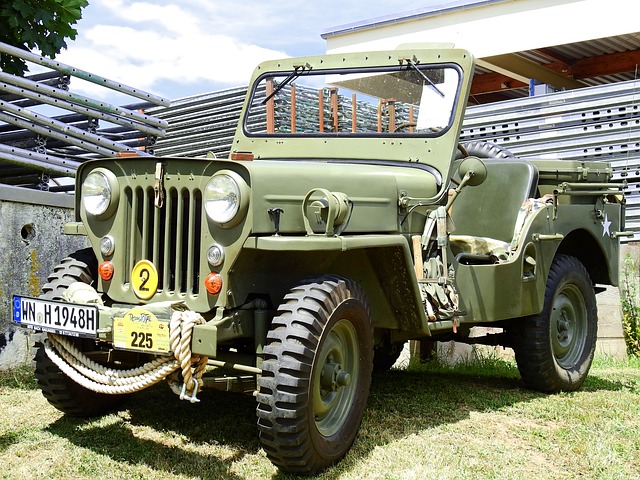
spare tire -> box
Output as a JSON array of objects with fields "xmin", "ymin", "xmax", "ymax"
[{"xmin": 456, "ymin": 140, "xmax": 516, "ymax": 159}]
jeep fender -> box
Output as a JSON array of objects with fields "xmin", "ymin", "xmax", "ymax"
[{"xmin": 238, "ymin": 234, "xmax": 429, "ymax": 335}]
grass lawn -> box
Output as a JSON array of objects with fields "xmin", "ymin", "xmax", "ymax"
[{"xmin": 1, "ymin": 355, "xmax": 638, "ymax": 479}]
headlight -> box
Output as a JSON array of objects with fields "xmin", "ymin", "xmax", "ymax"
[
  {"xmin": 204, "ymin": 171, "xmax": 248, "ymax": 227},
  {"xmin": 82, "ymin": 169, "xmax": 118, "ymax": 218}
]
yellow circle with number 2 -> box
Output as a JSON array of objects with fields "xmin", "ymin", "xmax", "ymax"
[{"xmin": 131, "ymin": 260, "xmax": 158, "ymax": 300}]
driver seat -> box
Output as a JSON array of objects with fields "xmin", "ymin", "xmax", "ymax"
[{"xmin": 449, "ymin": 159, "xmax": 539, "ymax": 262}]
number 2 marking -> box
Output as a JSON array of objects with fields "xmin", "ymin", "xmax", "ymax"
[
  {"xmin": 139, "ymin": 268, "xmax": 150, "ymax": 292},
  {"xmin": 131, "ymin": 260, "xmax": 158, "ymax": 300}
]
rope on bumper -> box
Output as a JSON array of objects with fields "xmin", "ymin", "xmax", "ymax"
[
  {"xmin": 44, "ymin": 309, "xmax": 207, "ymax": 401},
  {"xmin": 167, "ymin": 310, "xmax": 208, "ymax": 402}
]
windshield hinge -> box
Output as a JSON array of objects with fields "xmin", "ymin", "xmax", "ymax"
[
  {"xmin": 154, "ymin": 162, "xmax": 165, "ymax": 208},
  {"xmin": 400, "ymin": 56, "xmax": 445, "ymax": 98},
  {"xmin": 262, "ymin": 63, "xmax": 312, "ymax": 105}
]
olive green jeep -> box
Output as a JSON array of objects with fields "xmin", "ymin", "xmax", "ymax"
[{"xmin": 13, "ymin": 45, "xmax": 626, "ymax": 474}]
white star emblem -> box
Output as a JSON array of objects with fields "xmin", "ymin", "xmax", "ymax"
[{"xmin": 602, "ymin": 213, "xmax": 612, "ymax": 237}]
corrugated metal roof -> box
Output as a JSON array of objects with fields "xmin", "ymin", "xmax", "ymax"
[{"xmin": 472, "ymin": 32, "xmax": 640, "ymax": 101}]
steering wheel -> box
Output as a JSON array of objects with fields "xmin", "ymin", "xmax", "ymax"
[{"xmin": 392, "ymin": 121, "xmax": 417, "ymax": 132}]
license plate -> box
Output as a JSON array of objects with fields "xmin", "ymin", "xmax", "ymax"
[
  {"xmin": 113, "ymin": 308, "xmax": 171, "ymax": 355},
  {"xmin": 13, "ymin": 295, "xmax": 98, "ymax": 338}
]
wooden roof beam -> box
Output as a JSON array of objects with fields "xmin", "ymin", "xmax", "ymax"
[
  {"xmin": 477, "ymin": 53, "xmax": 587, "ymax": 90},
  {"xmin": 471, "ymin": 72, "xmax": 527, "ymax": 95},
  {"xmin": 548, "ymin": 49, "xmax": 640, "ymax": 78},
  {"xmin": 472, "ymin": 49, "xmax": 640, "ymax": 96}
]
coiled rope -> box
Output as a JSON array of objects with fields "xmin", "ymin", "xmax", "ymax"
[{"xmin": 44, "ymin": 309, "xmax": 207, "ymax": 403}]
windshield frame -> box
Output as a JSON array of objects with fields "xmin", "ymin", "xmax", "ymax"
[{"xmin": 242, "ymin": 62, "xmax": 464, "ymax": 139}]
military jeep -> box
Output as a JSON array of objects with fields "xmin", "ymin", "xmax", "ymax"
[{"xmin": 13, "ymin": 45, "xmax": 625, "ymax": 474}]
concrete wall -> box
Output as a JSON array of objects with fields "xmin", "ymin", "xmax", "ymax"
[
  {"xmin": 596, "ymin": 285, "xmax": 627, "ymax": 359},
  {"xmin": 0, "ymin": 186, "xmax": 88, "ymax": 369}
]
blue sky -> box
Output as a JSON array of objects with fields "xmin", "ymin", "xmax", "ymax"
[{"xmin": 53, "ymin": 0, "xmax": 411, "ymax": 105}]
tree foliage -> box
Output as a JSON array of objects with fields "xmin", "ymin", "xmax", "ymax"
[{"xmin": 0, "ymin": 0, "xmax": 89, "ymax": 76}]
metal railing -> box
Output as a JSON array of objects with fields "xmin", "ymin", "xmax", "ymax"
[
  {"xmin": 0, "ymin": 41, "xmax": 170, "ymax": 190},
  {"xmin": 461, "ymin": 79, "xmax": 640, "ymax": 239}
]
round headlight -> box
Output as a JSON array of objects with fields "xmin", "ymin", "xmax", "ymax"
[
  {"xmin": 204, "ymin": 171, "xmax": 248, "ymax": 227},
  {"xmin": 82, "ymin": 169, "xmax": 118, "ymax": 217}
]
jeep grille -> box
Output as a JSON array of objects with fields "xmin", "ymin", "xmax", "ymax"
[{"xmin": 124, "ymin": 185, "xmax": 203, "ymax": 296}]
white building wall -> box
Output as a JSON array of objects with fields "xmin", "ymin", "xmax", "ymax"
[{"xmin": 324, "ymin": 0, "xmax": 640, "ymax": 58}]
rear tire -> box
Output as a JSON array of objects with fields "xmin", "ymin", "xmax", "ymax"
[
  {"xmin": 256, "ymin": 276, "xmax": 373, "ymax": 474},
  {"xmin": 33, "ymin": 248, "xmax": 126, "ymax": 417},
  {"xmin": 512, "ymin": 254, "xmax": 597, "ymax": 393},
  {"xmin": 373, "ymin": 339, "xmax": 406, "ymax": 372}
]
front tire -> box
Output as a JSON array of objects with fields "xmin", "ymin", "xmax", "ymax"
[
  {"xmin": 513, "ymin": 254, "xmax": 597, "ymax": 393},
  {"xmin": 256, "ymin": 276, "xmax": 374, "ymax": 474},
  {"xmin": 33, "ymin": 248, "xmax": 126, "ymax": 417}
]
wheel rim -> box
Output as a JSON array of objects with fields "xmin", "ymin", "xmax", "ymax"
[
  {"xmin": 313, "ymin": 318, "xmax": 359, "ymax": 437},
  {"xmin": 550, "ymin": 283, "xmax": 587, "ymax": 368}
]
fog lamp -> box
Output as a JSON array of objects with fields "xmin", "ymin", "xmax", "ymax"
[
  {"xmin": 207, "ymin": 244, "xmax": 224, "ymax": 266},
  {"xmin": 100, "ymin": 235, "xmax": 115, "ymax": 256}
]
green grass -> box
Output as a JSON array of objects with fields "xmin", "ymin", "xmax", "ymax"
[{"xmin": 1, "ymin": 357, "xmax": 639, "ymax": 479}]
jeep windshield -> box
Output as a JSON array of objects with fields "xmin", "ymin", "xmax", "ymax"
[{"xmin": 243, "ymin": 61, "xmax": 462, "ymax": 137}]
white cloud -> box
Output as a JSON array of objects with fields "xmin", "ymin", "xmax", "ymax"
[
  {"xmin": 52, "ymin": 0, "xmax": 406, "ymax": 102},
  {"xmin": 100, "ymin": 0, "xmax": 199, "ymax": 34},
  {"xmin": 57, "ymin": 0, "xmax": 288, "ymax": 100}
]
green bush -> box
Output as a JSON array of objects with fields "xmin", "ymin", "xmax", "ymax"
[{"xmin": 620, "ymin": 254, "xmax": 640, "ymax": 356}]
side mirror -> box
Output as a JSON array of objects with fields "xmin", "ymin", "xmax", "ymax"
[
  {"xmin": 458, "ymin": 156, "xmax": 487, "ymax": 187},
  {"xmin": 446, "ymin": 156, "xmax": 487, "ymax": 211}
]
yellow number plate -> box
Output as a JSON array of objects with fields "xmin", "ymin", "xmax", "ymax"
[
  {"xmin": 113, "ymin": 308, "xmax": 170, "ymax": 354},
  {"xmin": 131, "ymin": 260, "xmax": 158, "ymax": 300}
]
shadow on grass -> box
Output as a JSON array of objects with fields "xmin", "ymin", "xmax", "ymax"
[
  {"xmin": 0, "ymin": 366, "xmax": 38, "ymax": 390},
  {"xmin": 322, "ymin": 359, "xmax": 636, "ymax": 477},
  {"xmin": 46, "ymin": 385, "xmax": 260, "ymax": 480},
  {"xmin": 362, "ymin": 367, "xmax": 537, "ymax": 438},
  {"xmin": 43, "ymin": 359, "xmax": 633, "ymax": 479},
  {"xmin": 582, "ymin": 372, "xmax": 639, "ymax": 392},
  {"xmin": 0, "ymin": 431, "xmax": 21, "ymax": 453}
]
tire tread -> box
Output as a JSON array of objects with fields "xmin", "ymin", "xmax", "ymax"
[{"xmin": 256, "ymin": 275, "xmax": 373, "ymax": 474}]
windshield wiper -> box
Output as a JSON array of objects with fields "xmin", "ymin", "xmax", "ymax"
[
  {"xmin": 262, "ymin": 63, "xmax": 311, "ymax": 105},
  {"xmin": 405, "ymin": 57, "xmax": 444, "ymax": 98}
]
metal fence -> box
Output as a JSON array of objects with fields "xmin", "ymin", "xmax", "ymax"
[
  {"xmin": 0, "ymin": 41, "xmax": 169, "ymax": 190},
  {"xmin": 460, "ymin": 79, "xmax": 640, "ymax": 239},
  {"xmin": 150, "ymin": 87, "xmax": 247, "ymax": 159}
]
